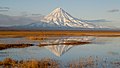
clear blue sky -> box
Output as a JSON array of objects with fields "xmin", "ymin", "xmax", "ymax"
[{"xmin": 0, "ymin": 0, "xmax": 120, "ymax": 27}]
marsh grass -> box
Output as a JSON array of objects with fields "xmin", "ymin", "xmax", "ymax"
[
  {"xmin": 0, "ymin": 57, "xmax": 119, "ymax": 68},
  {"xmin": 0, "ymin": 58, "xmax": 59, "ymax": 68}
]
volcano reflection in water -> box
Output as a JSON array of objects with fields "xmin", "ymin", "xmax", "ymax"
[
  {"xmin": 0, "ymin": 36, "xmax": 96, "ymax": 60},
  {"xmin": 44, "ymin": 36, "xmax": 95, "ymax": 57}
]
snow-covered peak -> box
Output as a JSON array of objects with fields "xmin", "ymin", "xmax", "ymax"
[
  {"xmin": 42, "ymin": 8, "xmax": 95, "ymax": 28},
  {"xmin": 52, "ymin": 7, "xmax": 64, "ymax": 12},
  {"xmin": 43, "ymin": 7, "xmax": 77, "ymax": 23}
]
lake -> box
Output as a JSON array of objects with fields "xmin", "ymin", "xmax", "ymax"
[{"xmin": 0, "ymin": 36, "xmax": 120, "ymax": 67}]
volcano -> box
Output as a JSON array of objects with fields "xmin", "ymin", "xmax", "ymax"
[
  {"xmin": 41, "ymin": 8, "xmax": 95, "ymax": 28},
  {"xmin": 11, "ymin": 8, "xmax": 106, "ymax": 30}
]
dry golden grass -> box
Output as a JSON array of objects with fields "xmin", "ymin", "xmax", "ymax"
[
  {"xmin": 0, "ymin": 58, "xmax": 59, "ymax": 68},
  {"xmin": 26, "ymin": 36, "xmax": 48, "ymax": 40},
  {"xmin": 0, "ymin": 30, "xmax": 120, "ymax": 38},
  {"xmin": 0, "ymin": 57, "xmax": 119, "ymax": 68}
]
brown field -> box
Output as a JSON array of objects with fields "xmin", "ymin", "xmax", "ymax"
[{"xmin": 0, "ymin": 30, "xmax": 120, "ymax": 38}]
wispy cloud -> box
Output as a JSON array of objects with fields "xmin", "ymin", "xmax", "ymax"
[
  {"xmin": 81, "ymin": 19, "xmax": 111, "ymax": 23},
  {"xmin": 0, "ymin": 6, "xmax": 10, "ymax": 12},
  {"xmin": 0, "ymin": 14, "xmax": 43, "ymax": 26},
  {"xmin": 108, "ymin": 9, "xmax": 119, "ymax": 13}
]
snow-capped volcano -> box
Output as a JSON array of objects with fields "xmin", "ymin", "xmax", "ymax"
[
  {"xmin": 43, "ymin": 8, "xmax": 79, "ymax": 24},
  {"xmin": 14, "ymin": 7, "xmax": 107, "ymax": 29},
  {"xmin": 42, "ymin": 8, "xmax": 95, "ymax": 28}
]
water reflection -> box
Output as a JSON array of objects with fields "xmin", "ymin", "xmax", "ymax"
[
  {"xmin": 0, "ymin": 36, "xmax": 120, "ymax": 67},
  {"xmin": 40, "ymin": 36, "xmax": 95, "ymax": 45},
  {"xmin": 0, "ymin": 36, "xmax": 95, "ymax": 46},
  {"xmin": 44, "ymin": 36, "xmax": 95, "ymax": 57},
  {"xmin": 0, "ymin": 36, "xmax": 95, "ymax": 60},
  {"xmin": 45, "ymin": 45, "xmax": 73, "ymax": 57}
]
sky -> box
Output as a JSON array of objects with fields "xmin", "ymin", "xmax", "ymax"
[{"xmin": 0, "ymin": 0, "xmax": 120, "ymax": 28}]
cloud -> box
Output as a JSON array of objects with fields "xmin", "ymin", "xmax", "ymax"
[
  {"xmin": 0, "ymin": 7, "xmax": 9, "ymax": 9},
  {"xmin": 81, "ymin": 19, "xmax": 111, "ymax": 23},
  {"xmin": 108, "ymin": 9, "xmax": 119, "ymax": 13},
  {"xmin": 0, "ymin": 14, "xmax": 43, "ymax": 26},
  {"xmin": 0, "ymin": 10, "xmax": 9, "ymax": 12},
  {"xmin": 0, "ymin": 6, "xmax": 10, "ymax": 12}
]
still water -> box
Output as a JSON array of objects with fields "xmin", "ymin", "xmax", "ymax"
[{"xmin": 0, "ymin": 36, "xmax": 120, "ymax": 63}]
